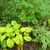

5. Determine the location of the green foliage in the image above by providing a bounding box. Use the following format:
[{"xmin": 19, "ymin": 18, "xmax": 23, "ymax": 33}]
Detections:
[
  {"xmin": 0, "ymin": 0, "xmax": 50, "ymax": 25},
  {"xmin": 20, "ymin": 27, "xmax": 32, "ymax": 32},
  {"xmin": 32, "ymin": 27, "xmax": 50, "ymax": 50},
  {"xmin": 24, "ymin": 36, "xmax": 32, "ymax": 42},
  {"xmin": 0, "ymin": 0, "xmax": 50, "ymax": 50},
  {"xmin": 7, "ymin": 38, "xmax": 14, "ymax": 48},
  {"xmin": 0, "ymin": 20, "xmax": 32, "ymax": 49}
]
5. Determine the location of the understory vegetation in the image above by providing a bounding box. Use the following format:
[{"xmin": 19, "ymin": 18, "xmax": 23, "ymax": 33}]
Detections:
[{"xmin": 0, "ymin": 0, "xmax": 50, "ymax": 50}]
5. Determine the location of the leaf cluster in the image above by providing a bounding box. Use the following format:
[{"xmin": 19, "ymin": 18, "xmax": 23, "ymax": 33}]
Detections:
[
  {"xmin": 0, "ymin": 20, "xmax": 32, "ymax": 49},
  {"xmin": 32, "ymin": 27, "xmax": 50, "ymax": 50}
]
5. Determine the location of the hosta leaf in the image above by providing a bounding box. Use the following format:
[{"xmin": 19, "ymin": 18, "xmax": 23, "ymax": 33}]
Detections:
[
  {"xmin": 1, "ymin": 34, "xmax": 6, "ymax": 41},
  {"xmin": 17, "ymin": 34, "xmax": 23, "ymax": 45},
  {"xmin": 6, "ymin": 27, "xmax": 14, "ymax": 33},
  {"xmin": 24, "ymin": 36, "xmax": 32, "ymax": 42},
  {"xmin": 24, "ymin": 32, "xmax": 30, "ymax": 36},
  {"xmin": 13, "ymin": 36, "xmax": 20, "ymax": 45},
  {"xmin": 6, "ymin": 23, "xmax": 11, "ymax": 28},
  {"xmin": 13, "ymin": 24, "xmax": 20, "ymax": 30},
  {"xmin": 11, "ymin": 20, "xmax": 17, "ymax": 25},
  {"xmin": 1, "ymin": 40, "xmax": 7, "ymax": 47},
  {"xmin": 7, "ymin": 38, "xmax": 14, "ymax": 48},
  {"xmin": 25, "ymin": 27, "xmax": 32, "ymax": 32},
  {"xmin": 15, "ymin": 30, "xmax": 20, "ymax": 35},
  {"xmin": 0, "ymin": 27, "xmax": 6, "ymax": 33},
  {"xmin": 6, "ymin": 33, "xmax": 15, "ymax": 37},
  {"xmin": 20, "ymin": 27, "xmax": 26, "ymax": 32},
  {"xmin": 11, "ymin": 33, "xmax": 15, "ymax": 37}
]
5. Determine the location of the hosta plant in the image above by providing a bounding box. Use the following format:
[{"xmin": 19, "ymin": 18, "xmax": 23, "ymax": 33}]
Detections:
[{"xmin": 0, "ymin": 20, "xmax": 32, "ymax": 50}]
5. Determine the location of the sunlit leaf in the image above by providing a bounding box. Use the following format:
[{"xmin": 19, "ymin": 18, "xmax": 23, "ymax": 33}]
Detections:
[
  {"xmin": 7, "ymin": 38, "xmax": 14, "ymax": 48},
  {"xmin": 24, "ymin": 36, "xmax": 32, "ymax": 42}
]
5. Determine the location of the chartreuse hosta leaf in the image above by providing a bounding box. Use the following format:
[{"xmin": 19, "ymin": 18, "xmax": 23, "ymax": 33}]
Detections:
[
  {"xmin": 11, "ymin": 20, "xmax": 21, "ymax": 30},
  {"xmin": 15, "ymin": 30, "xmax": 20, "ymax": 35},
  {"xmin": 6, "ymin": 23, "xmax": 11, "ymax": 28},
  {"xmin": 20, "ymin": 27, "xmax": 26, "ymax": 32},
  {"xmin": 24, "ymin": 32, "xmax": 30, "ymax": 36},
  {"xmin": 11, "ymin": 20, "xmax": 17, "ymax": 25},
  {"xmin": 6, "ymin": 27, "xmax": 14, "ymax": 33},
  {"xmin": 13, "ymin": 36, "xmax": 20, "ymax": 45},
  {"xmin": 17, "ymin": 34, "xmax": 23, "ymax": 45},
  {"xmin": 20, "ymin": 27, "xmax": 32, "ymax": 32},
  {"xmin": 13, "ymin": 34, "xmax": 23, "ymax": 45},
  {"xmin": 24, "ymin": 36, "xmax": 32, "ymax": 42},
  {"xmin": 25, "ymin": 27, "xmax": 32, "ymax": 32},
  {"xmin": 0, "ymin": 27, "xmax": 6, "ymax": 33},
  {"xmin": 6, "ymin": 33, "xmax": 15, "ymax": 37},
  {"xmin": 13, "ymin": 24, "xmax": 20, "ymax": 30},
  {"xmin": 11, "ymin": 21, "xmax": 20, "ymax": 29},
  {"xmin": 7, "ymin": 38, "xmax": 14, "ymax": 48},
  {"xmin": 1, "ymin": 34, "xmax": 6, "ymax": 42}
]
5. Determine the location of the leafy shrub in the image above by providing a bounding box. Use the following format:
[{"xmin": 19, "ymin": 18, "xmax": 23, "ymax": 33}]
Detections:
[{"xmin": 0, "ymin": 0, "xmax": 50, "ymax": 25}]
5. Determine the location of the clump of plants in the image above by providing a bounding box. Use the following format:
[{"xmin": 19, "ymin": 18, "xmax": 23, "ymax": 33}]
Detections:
[
  {"xmin": 32, "ymin": 27, "xmax": 50, "ymax": 50},
  {"xmin": 0, "ymin": 20, "xmax": 32, "ymax": 50},
  {"xmin": 0, "ymin": 0, "xmax": 50, "ymax": 25},
  {"xmin": 0, "ymin": 0, "xmax": 50, "ymax": 50}
]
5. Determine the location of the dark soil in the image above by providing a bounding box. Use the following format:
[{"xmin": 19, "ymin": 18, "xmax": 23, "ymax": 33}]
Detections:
[
  {"xmin": 24, "ymin": 42, "xmax": 50, "ymax": 50},
  {"xmin": 23, "ymin": 42, "xmax": 42, "ymax": 50}
]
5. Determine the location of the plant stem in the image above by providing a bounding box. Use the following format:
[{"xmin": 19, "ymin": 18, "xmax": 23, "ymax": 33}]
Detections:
[{"xmin": 17, "ymin": 45, "xmax": 23, "ymax": 50}]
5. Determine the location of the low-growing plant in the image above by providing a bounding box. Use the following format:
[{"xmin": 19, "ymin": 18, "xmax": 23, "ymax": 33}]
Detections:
[
  {"xmin": 20, "ymin": 27, "xmax": 32, "ymax": 42},
  {"xmin": 0, "ymin": 20, "xmax": 32, "ymax": 50},
  {"xmin": 32, "ymin": 27, "xmax": 50, "ymax": 50}
]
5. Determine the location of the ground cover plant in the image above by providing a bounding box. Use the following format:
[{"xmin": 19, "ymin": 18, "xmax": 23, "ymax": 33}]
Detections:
[
  {"xmin": 0, "ymin": 0, "xmax": 50, "ymax": 50},
  {"xmin": 0, "ymin": 20, "xmax": 32, "ymax": 50}
]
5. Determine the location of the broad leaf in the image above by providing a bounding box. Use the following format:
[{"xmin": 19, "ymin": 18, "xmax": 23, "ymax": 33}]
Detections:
[
  {"xmin": 1, "ymin": 40, "xmax": 7, "ymax": 47},
  {"xmin": 24, "ymin": 36, "xmax": 32, "ymax": 42},
  {"xmin": 7, "ymin": 38, "xmax": 14, "ymax": 48},
  {"xmin": 13, "ymin": 36, "xmax": 20, "ymax": 45},
  {"xmin": 6, "ymin": 27, "xmax": 14, "ymax": 33}
]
